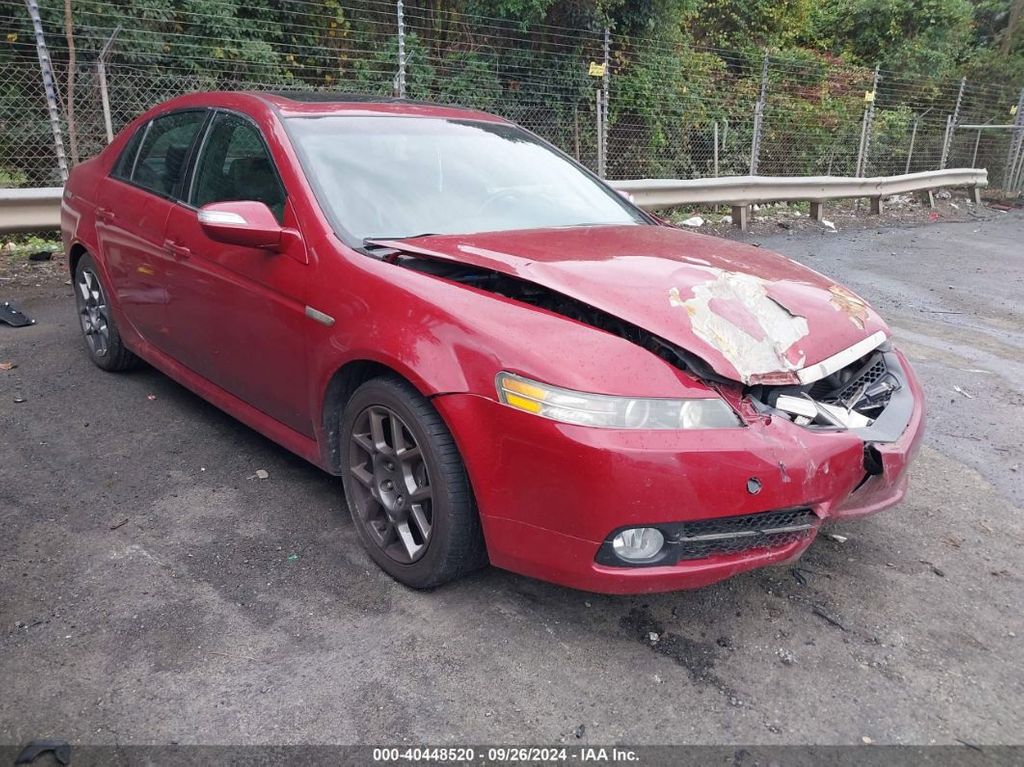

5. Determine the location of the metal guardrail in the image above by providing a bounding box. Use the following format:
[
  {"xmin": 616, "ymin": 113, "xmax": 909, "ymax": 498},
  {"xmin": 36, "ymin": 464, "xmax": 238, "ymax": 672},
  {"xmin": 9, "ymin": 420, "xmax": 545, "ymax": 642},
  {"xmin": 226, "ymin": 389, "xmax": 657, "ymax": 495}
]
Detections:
[
  {"xmin": 0, "ymin": 187, "xmax": 64, "ymax": 235},
  {"xmin": 615, "ymin": 168, "xmax": 988, "ymax": 229},
  {"xmin": 0, "ymin": 168, "xmax": 989, "ymax": 235}
]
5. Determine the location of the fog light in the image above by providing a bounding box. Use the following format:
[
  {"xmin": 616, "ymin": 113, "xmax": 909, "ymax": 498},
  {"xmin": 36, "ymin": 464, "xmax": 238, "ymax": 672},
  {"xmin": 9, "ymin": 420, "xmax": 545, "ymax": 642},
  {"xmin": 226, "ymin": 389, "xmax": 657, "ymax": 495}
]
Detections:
[{"xmin": 612, "ymin": 527, "xmax": 665, "ymax": 561}]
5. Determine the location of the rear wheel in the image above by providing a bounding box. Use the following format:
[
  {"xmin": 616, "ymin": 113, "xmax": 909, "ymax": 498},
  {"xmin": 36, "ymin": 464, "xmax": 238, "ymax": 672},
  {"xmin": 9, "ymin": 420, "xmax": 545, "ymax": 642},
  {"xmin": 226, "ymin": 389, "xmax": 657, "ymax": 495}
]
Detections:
[
  {"xmin": 339, "ymin": 376, "xmax": 486, "ymax": 589},
  {"xmin": 73, "ymin": 253, "xmax": 139, "ymax": 371}
]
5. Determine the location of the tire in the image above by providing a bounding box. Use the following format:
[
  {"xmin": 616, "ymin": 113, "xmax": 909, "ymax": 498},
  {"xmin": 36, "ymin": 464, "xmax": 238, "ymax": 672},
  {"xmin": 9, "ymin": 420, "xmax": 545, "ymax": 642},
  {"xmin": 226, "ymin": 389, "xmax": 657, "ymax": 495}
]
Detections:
[
  {"xmin": 339, "ymin": 375, "xmax": 487, "ymax": 589},
  {"xmin": 73, "ymin": 252, "xmax": 140, "ymax": 372}
]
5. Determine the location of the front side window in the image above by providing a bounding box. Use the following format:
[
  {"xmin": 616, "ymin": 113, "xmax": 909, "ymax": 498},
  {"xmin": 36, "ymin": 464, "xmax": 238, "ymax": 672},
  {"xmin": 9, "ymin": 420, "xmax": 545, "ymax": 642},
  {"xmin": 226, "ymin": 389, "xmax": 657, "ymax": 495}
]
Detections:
[
  {"xmin": 130, "ymin": 111, "xmax": 207, "ymax": 197},
  {"xmin": 191, "ymin": 112, "xmax": 286, "ymax": 223},
  {"xmin": 286, "ymin": 116, "xmax": 644, "ymax": 242}
]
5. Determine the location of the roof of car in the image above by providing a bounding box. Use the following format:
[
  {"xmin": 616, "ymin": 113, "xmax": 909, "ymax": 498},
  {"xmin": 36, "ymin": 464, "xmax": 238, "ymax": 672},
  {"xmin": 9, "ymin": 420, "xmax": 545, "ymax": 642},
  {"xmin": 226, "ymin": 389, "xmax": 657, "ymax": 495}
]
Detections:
[{"xmin": 251, "ymin": 91, "xmax": 508, "ymax": 122}]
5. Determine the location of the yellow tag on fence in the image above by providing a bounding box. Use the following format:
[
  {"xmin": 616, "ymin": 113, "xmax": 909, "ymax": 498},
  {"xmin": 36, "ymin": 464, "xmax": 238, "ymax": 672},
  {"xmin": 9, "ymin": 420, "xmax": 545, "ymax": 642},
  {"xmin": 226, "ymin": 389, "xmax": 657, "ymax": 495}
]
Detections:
[
  {"xmin": 864, "ymin": 91, "xmax": 875, "ymax": 103},
  {"xmin": 588, "ymin": 62, "xmax": 606, "ymax": 77}
]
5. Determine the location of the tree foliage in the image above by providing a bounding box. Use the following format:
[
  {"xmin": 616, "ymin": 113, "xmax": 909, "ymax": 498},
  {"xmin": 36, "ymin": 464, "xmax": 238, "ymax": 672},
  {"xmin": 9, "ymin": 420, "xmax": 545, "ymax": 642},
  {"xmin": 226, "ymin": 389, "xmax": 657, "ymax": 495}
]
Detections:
[{"xmin": 0, "ymin": 0, "xmax": 1022, "ymax": 184}]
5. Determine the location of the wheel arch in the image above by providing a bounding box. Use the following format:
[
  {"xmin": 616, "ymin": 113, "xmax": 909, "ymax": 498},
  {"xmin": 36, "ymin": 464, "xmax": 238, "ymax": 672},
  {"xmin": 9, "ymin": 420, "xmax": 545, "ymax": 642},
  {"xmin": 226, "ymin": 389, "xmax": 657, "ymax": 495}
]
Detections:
[
  {"xmin": 320, "ymin": 358, "xmax": 437, "ymax": 474},
  {"xmin": 68, "ymin": 241, "xmax": 89, "ymax": 277}
]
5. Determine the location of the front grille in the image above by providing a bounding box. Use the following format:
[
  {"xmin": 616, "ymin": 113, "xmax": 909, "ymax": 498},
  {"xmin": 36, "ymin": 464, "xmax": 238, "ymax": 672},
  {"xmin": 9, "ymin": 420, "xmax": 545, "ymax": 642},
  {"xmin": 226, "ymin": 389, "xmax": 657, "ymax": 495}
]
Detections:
[
  {"xmin": 806, "ymin": 353, "xmax": 893, "ymax": 408},
  {"xmin": 833, "ymin": 356, "xmax": 888, "ymax": 400},
  {"xmin": 670, "ymin": 507, "xmax": 818, "ymax": 560},
  {"xmin": 595, "ymin": 507, "xmax": 818, "ymax": 567}
]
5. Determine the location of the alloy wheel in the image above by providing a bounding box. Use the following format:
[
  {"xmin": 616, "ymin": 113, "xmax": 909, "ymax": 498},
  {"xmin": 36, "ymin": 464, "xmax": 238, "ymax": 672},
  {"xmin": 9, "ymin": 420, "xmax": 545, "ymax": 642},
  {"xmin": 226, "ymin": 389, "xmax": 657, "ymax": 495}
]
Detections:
[
  {"xmin": 348, "ymin": 405, "xmax": 433, "ymax": 564},
  {"xmin": 76, "ymin": 267, "xmax": 110, "ymax": 358}
]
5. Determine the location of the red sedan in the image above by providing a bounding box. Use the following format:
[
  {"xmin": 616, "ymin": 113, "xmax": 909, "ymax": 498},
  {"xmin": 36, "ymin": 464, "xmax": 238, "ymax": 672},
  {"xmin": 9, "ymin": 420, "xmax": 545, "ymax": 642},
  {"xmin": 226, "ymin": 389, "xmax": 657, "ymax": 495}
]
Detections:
[{"xmin": 61, "ymin": 92, "xmax": 925, "ymax": 594}]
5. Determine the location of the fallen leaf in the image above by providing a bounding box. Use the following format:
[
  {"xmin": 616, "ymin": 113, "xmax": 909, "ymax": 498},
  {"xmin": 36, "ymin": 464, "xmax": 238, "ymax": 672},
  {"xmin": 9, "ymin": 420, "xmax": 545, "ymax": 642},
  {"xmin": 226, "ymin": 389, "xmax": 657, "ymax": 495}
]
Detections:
[
  {"xmin": 254, "ymin": 469, "xmax": 269, "ymax": 480},
  {"xmin": 0, "ymin": 361, "xmax": 14, "ymax": 370}
]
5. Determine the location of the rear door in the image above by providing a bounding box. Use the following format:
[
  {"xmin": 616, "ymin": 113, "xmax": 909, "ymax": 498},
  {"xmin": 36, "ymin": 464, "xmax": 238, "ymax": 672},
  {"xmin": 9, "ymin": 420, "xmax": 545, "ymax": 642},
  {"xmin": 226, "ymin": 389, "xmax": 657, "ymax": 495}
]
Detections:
[
  {"xmin": 95, "ymin": 110, "xmax": 209, "ymax": 344},
  {"xmin": 161, "ymin": 110, "xmax": 312, "ymax": 436}
]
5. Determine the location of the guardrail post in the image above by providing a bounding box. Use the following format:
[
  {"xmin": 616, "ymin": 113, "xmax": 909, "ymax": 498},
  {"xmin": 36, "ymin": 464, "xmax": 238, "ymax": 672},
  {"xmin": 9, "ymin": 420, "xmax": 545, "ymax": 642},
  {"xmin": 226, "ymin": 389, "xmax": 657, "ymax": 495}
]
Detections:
[
  {"xmin": 731, "ymin": 205, "xmax": 749, "ymax": 231},
  {"xmin": 809, "ymin": 201, "xmax": 824, "ymax": 222},
  {"xmin": 870, "ymin": 196, "xmax": 883, "ymax": 215},
  {"xmin": 24, "ymin": 0, "xmax": 68, "ymax": 183},
  {"xmin": 749, "ymin": 52, "xmax": 768, "ymax": 175},
  {"xmin": 396, "ymin": 0, "xmax": 406, "ymax": 98}
]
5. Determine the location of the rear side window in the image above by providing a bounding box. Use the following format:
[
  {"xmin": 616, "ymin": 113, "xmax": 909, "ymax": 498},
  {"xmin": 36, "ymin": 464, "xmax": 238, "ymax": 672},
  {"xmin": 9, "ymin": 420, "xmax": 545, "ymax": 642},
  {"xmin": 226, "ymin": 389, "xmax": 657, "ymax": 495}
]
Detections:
[
  {"xmin": 191, "ymin": 112, "xmax": 287, "ymax": 223},
  {"xmin": 111, "ymin": 124, "xmax": 145, "ymax": 180},
  {"xmin": 129, "ymin": 111, "xmax": 207, "ymax": 198}
]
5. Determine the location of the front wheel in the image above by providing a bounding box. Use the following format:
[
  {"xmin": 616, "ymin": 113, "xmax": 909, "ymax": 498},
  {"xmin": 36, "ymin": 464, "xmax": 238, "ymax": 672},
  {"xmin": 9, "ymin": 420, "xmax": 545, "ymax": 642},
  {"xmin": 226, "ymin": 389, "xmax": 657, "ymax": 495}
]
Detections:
[
  {"xmin": 73, "ymin": 253, "xmax": 139, "ymax": 371},
  {"xmin": 339, "ymin": 376, "xmax": 486, "ymax": 589}
]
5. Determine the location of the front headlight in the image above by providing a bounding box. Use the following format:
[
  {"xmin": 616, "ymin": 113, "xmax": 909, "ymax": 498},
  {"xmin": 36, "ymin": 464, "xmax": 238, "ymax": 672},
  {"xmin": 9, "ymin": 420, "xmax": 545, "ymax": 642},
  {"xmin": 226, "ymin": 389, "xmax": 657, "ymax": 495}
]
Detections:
[{"xmin": 495, "ymin": 372, "xmax": 741, "ymax": 429}]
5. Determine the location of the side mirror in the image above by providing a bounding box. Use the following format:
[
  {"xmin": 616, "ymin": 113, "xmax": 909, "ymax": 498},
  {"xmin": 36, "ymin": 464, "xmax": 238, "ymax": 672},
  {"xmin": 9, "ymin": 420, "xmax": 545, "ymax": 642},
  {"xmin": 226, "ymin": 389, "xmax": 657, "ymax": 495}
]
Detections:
[{"xmin": 198, "ymin": 200, "xmax": 283, "ymax": 250}]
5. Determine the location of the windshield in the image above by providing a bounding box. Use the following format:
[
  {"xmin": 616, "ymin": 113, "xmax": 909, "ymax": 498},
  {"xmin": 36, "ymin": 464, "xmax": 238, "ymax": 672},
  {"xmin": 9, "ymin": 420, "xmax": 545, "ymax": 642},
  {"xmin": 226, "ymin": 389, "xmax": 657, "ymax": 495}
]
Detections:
[{"xmin": 286, "ymin": 116, "xmax": 644, "ymax": 242}]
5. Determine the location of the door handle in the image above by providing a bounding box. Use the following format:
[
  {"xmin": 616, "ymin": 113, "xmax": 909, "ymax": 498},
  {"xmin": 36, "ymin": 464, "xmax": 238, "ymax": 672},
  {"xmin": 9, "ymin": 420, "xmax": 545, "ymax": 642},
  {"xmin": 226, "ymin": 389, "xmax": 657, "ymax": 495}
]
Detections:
[
  {"xmin": 97, "ymin": 207, "xmax": 115, "ymax": 223},
  {"xmin": 163, "ymin": 239, "xmax": 191, "ymax": 259}
]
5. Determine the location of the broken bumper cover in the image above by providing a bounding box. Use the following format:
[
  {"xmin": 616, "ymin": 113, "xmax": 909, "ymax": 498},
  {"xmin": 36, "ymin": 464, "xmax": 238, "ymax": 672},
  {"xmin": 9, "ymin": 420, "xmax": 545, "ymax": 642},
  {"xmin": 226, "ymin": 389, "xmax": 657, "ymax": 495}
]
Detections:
[{"xmin": 434, "ymin": 349, "xmax": 924, "ymax": 594}]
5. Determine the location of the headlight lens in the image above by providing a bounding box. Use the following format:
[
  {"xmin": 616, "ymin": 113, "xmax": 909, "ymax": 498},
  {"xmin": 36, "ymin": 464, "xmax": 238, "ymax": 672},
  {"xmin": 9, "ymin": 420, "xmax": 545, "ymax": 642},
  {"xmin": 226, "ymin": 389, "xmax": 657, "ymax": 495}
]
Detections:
[{"xmin": 495, "ymin": 372, "xmax": 741, "ymax": 429}]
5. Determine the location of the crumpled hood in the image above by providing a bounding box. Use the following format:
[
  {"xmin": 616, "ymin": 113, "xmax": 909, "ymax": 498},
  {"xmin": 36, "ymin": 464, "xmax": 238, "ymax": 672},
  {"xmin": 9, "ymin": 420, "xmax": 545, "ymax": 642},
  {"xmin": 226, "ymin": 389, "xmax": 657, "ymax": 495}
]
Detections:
[{"xmin": 373, "ymin": 224, "xmax": 889, "ymax": 385}]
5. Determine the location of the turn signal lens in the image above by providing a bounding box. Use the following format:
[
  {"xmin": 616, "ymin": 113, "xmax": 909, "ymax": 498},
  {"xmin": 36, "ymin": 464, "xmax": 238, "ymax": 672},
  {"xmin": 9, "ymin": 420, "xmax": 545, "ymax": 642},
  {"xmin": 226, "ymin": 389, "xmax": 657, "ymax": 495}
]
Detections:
[{"xmin": 495, "ymin": 372, "xmax": 741, "ymax": 430}]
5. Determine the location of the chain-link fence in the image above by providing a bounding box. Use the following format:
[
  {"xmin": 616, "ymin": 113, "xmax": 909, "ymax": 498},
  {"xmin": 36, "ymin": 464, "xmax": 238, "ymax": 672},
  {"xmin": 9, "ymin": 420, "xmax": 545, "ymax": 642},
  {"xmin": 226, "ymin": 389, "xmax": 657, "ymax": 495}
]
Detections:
[{"xmin": 2, "ymin": 0, "xmax": 1023, "ymax": 191}]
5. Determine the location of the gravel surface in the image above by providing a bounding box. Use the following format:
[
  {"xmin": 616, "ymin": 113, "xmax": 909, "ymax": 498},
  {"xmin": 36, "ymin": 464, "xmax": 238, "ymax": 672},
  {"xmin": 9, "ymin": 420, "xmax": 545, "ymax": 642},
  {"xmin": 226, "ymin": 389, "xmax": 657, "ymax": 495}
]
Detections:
[{"xmin": 1, "ymin": 211, "xmax": 1022, "ymax": 747}]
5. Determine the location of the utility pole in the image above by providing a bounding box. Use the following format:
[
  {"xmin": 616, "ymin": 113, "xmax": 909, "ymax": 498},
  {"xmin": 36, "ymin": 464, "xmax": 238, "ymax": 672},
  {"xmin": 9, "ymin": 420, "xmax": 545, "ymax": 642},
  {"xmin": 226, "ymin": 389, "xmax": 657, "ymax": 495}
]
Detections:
[
  {"xmin": 940, "ymin": 76, "xmax": 966, "ymax": 169},
  {"xmin": 24, "ymin": 0, "xmax": 68, "ymax": 183},
  {"xmin": 904, "ymin": 119, "xmax": 918, "ymax": 174},
  {"xmin": 1004, "ymin": 87, "xmax": 1024, "ymax": 190},
  {"xmin": 713, "ymin": 121, "xmax": 719, "ymax": 177},
  {"xmin": 97, "ymin": 26, "xmax": 121, "ymax": 144},
  {"xmin": 904, "ymin": 107, "xmax": 932, "ymax": 175},
  {"xmin": 396, "ymin": 0, "xmax": 406, "ymax": 98},
  {"xmin": 749, "ymin": 52, "xmax": 769, "ymax": 175},
  {"xmin": 63, "ymin": 0, "xmax": 78, "ymax": 165},
  {"xmin": 856, "ymin": 65, "xmax": 880, "ymax": 177},
  {"xmin": 600, "ymin": 26, "xmax": 610, "ymax": 179}
]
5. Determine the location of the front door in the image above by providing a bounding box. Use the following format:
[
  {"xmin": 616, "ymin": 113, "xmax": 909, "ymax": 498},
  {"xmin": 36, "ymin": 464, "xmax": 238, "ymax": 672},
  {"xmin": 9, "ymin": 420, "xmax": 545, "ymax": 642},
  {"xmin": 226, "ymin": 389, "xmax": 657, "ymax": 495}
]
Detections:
[{"xmin": 161, "ymin": 111, "xmax": 312, "ymax": 436}]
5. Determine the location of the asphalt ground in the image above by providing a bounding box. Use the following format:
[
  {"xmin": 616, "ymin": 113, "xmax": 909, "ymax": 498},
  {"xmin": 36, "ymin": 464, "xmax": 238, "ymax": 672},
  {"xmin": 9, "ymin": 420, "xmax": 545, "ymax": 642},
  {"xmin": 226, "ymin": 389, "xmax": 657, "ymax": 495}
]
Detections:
[{"xmin": 1, "ymin": 210, "xmax": 1022, "ymax": 747}]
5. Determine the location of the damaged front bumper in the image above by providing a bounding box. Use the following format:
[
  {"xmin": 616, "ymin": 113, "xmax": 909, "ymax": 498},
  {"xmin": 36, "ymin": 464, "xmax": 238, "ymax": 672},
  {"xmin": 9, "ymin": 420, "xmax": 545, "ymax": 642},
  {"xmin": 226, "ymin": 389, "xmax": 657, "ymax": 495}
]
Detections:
[{"xmin": 434, "ymin": 349, "xmax": 925, "ymax": 594}]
